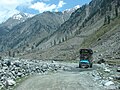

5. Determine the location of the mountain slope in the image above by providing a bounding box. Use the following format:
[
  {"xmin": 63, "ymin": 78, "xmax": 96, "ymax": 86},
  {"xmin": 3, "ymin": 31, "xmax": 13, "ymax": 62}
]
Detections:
[
  {"xmin": 0, "ymin": 12, "xmax": 33, "ymax": 36},
  {"xmin": 0, "ymin": 0, "xmax": 120, "ymax": 62},
  {"xmin": 0, "ymin": 11, "xmax": 71, "ymax": 52},
  {"xmin": 19, "ymin": 0, "xmax": 120, "ymax": 61}
]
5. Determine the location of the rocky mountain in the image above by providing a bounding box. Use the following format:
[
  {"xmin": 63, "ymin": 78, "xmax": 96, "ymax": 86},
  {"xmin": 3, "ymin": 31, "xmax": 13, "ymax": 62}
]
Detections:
[
  {"xmin": 16, "ymin": 0, "xmax": 120, "ymax": 61},
  {"xmin": 0, "ymin": 1, "xmax": 120, "ymax": 89},
  {"xmin": 0, "ymin": 11, "xmax": 72, "ymax": 52},
  {"xmin": 0, "ymin": 12, "xmax": 34, "ymax": 36},
  {"xmin": 0, "ymin": 0, "xmax": 120, "ymax": 63},
  {"xmin": 62, "ymin": 5, "xmax": 80, "ymax": 18}
]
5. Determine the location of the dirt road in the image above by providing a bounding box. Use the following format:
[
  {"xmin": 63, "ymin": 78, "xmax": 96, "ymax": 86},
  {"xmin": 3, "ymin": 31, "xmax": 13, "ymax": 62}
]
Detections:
[{"xmin": 14, "ymin": 63, "xmax": 106, "ymax": 90}]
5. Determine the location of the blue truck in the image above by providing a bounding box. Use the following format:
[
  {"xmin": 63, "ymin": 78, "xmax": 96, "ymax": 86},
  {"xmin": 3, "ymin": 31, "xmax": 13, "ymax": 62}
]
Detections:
[{"xmin": 79, "ymin": 49, "xmax": 93, "ymax": 68}]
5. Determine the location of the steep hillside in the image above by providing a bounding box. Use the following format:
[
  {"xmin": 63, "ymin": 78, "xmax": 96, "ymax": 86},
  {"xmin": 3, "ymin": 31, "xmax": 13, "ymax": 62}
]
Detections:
[
  {"xmin": 0, "ymin": 11, "xmax": 71, "ymax": 52},
  {"xmin": 18, "ymin": 0, "xmax": 120, "ymax": 61},
  {"xmin": 0, "ymin": 0, "xmax": 120, "ymax": 62},
  {"xmin": 91, "ymin": 17, "xmax": 120, "ymax": 62},
  {"xmin": 0, "ymin": 12, "xmax": 33, "ymax": 36}
]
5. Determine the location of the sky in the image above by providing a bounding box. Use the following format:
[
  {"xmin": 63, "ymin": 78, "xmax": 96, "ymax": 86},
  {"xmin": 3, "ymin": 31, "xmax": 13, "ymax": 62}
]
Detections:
[{"xmin": 0, "ymin": 0, "xmax": 91, "ymax": 23}]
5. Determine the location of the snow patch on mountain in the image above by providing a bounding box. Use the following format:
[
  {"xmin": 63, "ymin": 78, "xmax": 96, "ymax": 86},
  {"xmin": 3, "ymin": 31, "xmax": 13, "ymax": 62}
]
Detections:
[
  {"xmin": 62, "ymin": 5, "xmax": 80, "ymax": 14},
  {"xmin": 13, "ymin": 14, "xmax": 23, "ymax": 20},
  {"xmin": 12, "ymin": 12, "xmax": 34, "ymax": 21}
]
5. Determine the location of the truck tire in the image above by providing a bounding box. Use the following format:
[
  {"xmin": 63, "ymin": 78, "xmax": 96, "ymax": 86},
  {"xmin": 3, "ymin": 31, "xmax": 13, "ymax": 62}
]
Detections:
[
  {"xmin": 90, "ymin": 63, "xmax": 92, "ymax": 68},
  {"xmin": 79, "ymin": 64, "xmax": 81, "ymax": 68}
]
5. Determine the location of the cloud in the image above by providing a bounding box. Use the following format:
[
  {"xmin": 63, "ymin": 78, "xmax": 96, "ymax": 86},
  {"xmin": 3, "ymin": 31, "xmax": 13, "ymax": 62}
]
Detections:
[
  {"xmin": 57, "ymin": 0, "xmax": 66, "ymax": 8},
  {"xmin": 0, "ymin": 0, "xmax": 33, "ymax": 23},
  {"xmin": 74, "ymin": 5, "xmax": 80, "ymax": 9},
  {"xmin": 30, "ymin": 0, "xmax": 66, "ymax": 13},
  {"xmin": 0, "ymin": 0, "xmax": 66, "ymax": 23},
  {"xmin": 30, "ymin": 2, "xmax": 57, "ymax": 13}
]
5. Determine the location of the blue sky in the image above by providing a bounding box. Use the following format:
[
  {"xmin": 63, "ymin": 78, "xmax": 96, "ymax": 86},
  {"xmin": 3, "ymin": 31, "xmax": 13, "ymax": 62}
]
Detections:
[
  {"xmin": 16, "ymin": 0, "xmax": 91, "ymax": 14},
  {"xmin": 0, "ymin": 0, "xmax": 91, "ymax": 23}
]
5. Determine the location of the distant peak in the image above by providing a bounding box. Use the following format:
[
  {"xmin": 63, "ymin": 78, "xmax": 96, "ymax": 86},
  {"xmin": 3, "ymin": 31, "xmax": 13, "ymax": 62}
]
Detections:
[
  {"xmin": 12, "ymin": 13, "xmax": 25, "ymax": 20},
  {"xmin": 74, "ymin": 5, "xmax": 80, "ymax": 9},
  {"xmin": 62, "ymin": 5, "xmax": 80, "ymax": 14},
  {"xmin": 12, "ymin": 12, "xmax": 34, "ymax": 20}
]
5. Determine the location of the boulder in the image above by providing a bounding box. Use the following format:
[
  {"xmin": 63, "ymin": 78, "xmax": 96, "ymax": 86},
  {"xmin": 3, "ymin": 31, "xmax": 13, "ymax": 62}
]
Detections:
[
  {"xmin": 105, "ymin": 85, "xmax": 117, "ymax": 90},
  {"xmin": 97, "ymin": 58, "xmax": 105, "ymax": 64},
  {"xmin": 117, "ymin": 67, "xmax": 120, "ymax": 72},
  {"xmin": 7, "ymin": 79, "xmax": 16, "ymax": 86},
  {"xmin": 63, "ymin": 66, "xmax": 71, "ymax": 71},
  {"xmin": 104, "ymin": 81, "xmax": 114, "ymax": 86},
  {"xmin": 104, "ymin": 68, "xmax": 111, "ymax": 73},
  {"xmin": 42, "ymin": 64, "xmax": 48, "ymax": 69},
  {"xmin": 5, "ymin": 60, "xmax": 11, "ymax": 67},
  {"xmin": 108, "ymin": 77, "xmax": 113, "ymax": 80},
  {"xmin": 17, "ymin": 72, "xmax": 23, "ymax": 77},
  {"xmin": 13, "ymin": 61, "xmax": 21, "ymax": 67},
  {"xmin": 115, "ymin": 75, "xmax": 120, "ymax": 80}
]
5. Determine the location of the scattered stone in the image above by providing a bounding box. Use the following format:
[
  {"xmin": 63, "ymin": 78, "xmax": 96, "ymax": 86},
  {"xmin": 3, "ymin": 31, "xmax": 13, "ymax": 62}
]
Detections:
[
  {"xmin": 51, "ymin": 60, "xmax": 56, "ymax": 63},
  {"xmin": 117, "ymin": 67, "xmax": 120, "ymax": 72},
  {"xmin": 104, "ymin": 81, "xmax": 114, "ymax": 86},
  {"xmin": 97, "ymin": 58, "xmax": 105, "ymax": 64},
  {"xmin": 108, "ymin": 77, "xmax": 113, "ymax": 80},
  {"xmin": 17, "ymin": 72, "xmax": 23, "ymax": 77},
  {"xmin": 42, "ymin": 64, "xmax": 48, "ymax": 69},
  {"xmin": 104, "ymin": 68, "xmax": 111, "ymax": 73},
  {"xmin": 0, "ymin": 82, "xmax": 3, "ymax": 89},
  {"xmin": 105, "ymin": 85, "xmax": 117, "ymax": 90},
  {"xmin": 115, "ymin": 75, "xmax": 120, "ymax": 80},
  {"xmin": 0, "ymin": 58, "xmax": 62, "ymax": 89},
  {"xmin": 7, "ymin": 79, "xmax": 16, "ymax": 86},
  {"xmin": 63, "ymin": 66, "xmax": 71, "ymax": 71}
]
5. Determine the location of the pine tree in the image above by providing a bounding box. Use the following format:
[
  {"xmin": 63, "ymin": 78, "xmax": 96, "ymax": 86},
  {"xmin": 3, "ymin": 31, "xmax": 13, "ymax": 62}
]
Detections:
[
  {"xmin": 104, "ymin": 16, "xmax": 107, "ymax": 25},
  {"xmin": 12, "ymin": 52, "xmax": 15, "ymax": 57},
  {"xmin": 54, "ymin": 40, "xmax": 56, "ymax": 45},
  {"xmin": 8, "ymin": 51, "xmax": 11, "ymax": 57},
  {"xmin": 62, "ymin": 37, "xmax": 65, "ymax": 42},
  {"xmin": 115, "ymin": 6, "xmax": 118, "ymax": 17},
  {"xmin": 107, "ymin": 15, "xmax": 110, "ymax": 24}
]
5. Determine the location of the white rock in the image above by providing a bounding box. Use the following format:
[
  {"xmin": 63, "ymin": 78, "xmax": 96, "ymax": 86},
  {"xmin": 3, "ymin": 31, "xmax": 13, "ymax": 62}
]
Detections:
[
  {"xmin": 51, "ymin": 60, "xmax": 56, "ymax": 63},
  {"xmin": 63, "ymin": 66, "xmax": 71, "ymax": 71},
  {"xmin": 117, "ymin": 67, "xmax": 120, "ymax": 72},
  {"xmin": 104, "ymin": 68, "xmax": 110, "ymax": 72},
  {"xmin": 104, "ymin": 81, "xmax": 114, "ymax": 86},
  {"xmin": 105, "ymin": 85, "xmax": 117, "ymax": 90},
  {"xmin": 7, "ymin": 79, "xmax": 16, "ymax": 86},
  {"xmin": 108, "ymin": 77, "xmax": 113, "ymax": 80},
  {"xmin": 17, "ymin": 72, "xmax": 23, "ymax": 77},
  {"xmin": 42, "ymin": 64, "xmax": 48, "ymax": 69},
  {"xmin": 3, "ymin": 66, "xmax": 8, "ymax": 70}
]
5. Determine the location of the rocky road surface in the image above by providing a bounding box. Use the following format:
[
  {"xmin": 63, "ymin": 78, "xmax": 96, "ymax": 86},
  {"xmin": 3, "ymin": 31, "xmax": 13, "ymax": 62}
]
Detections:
[
  {"xmin": 0, "ymin": 58, "xmax": 119, "ymax": 90},
  {"xmin": 14, "ymin": 63, "xmax": 107, "ymax": 90},
  {"xmin": 15, "ymin": 70, "xmax": 104, "ymax": 90}
]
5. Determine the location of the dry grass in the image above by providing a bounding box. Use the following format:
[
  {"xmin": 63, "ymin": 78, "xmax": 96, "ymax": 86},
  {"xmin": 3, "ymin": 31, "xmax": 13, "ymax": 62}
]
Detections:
[
  {"xmin": 81, "ymin": 17, "xmax": 120, "ymax": 48},
  {"xmin": 106, "ymin": 59, "xmax": 120, "ymax": 65}
]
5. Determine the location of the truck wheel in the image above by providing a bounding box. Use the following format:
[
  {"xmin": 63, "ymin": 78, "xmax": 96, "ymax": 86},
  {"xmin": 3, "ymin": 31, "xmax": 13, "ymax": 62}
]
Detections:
[
  {"xmin": 79, "ymin": 64, "xmax": 81, "ymax": 68},
  {"xmin": 90, "ymin": 63, "xmax": 92, "ymax": 68}
]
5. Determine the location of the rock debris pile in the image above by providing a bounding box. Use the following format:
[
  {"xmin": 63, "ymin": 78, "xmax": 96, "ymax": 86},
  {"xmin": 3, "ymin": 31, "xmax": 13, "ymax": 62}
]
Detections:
[
  {"xmin": 0, "ymin": 58, "xmax": 62, "ymax": 89},
  {"xmin": 92, "ymin": 63, "xmax": 120, "ymax": 90}
]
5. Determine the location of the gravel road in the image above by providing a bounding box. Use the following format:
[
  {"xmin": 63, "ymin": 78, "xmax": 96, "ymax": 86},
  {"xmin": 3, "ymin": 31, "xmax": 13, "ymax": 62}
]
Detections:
[{"xmin": 14, "ymin": 63, "xmax": 106, "ymax": 90}]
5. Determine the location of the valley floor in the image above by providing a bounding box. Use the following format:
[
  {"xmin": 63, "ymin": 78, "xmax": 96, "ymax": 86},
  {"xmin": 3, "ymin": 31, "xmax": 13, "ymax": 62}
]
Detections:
[{"xmin": 14, "ymin": 63, "xmax": 108, "ymax": 90}]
